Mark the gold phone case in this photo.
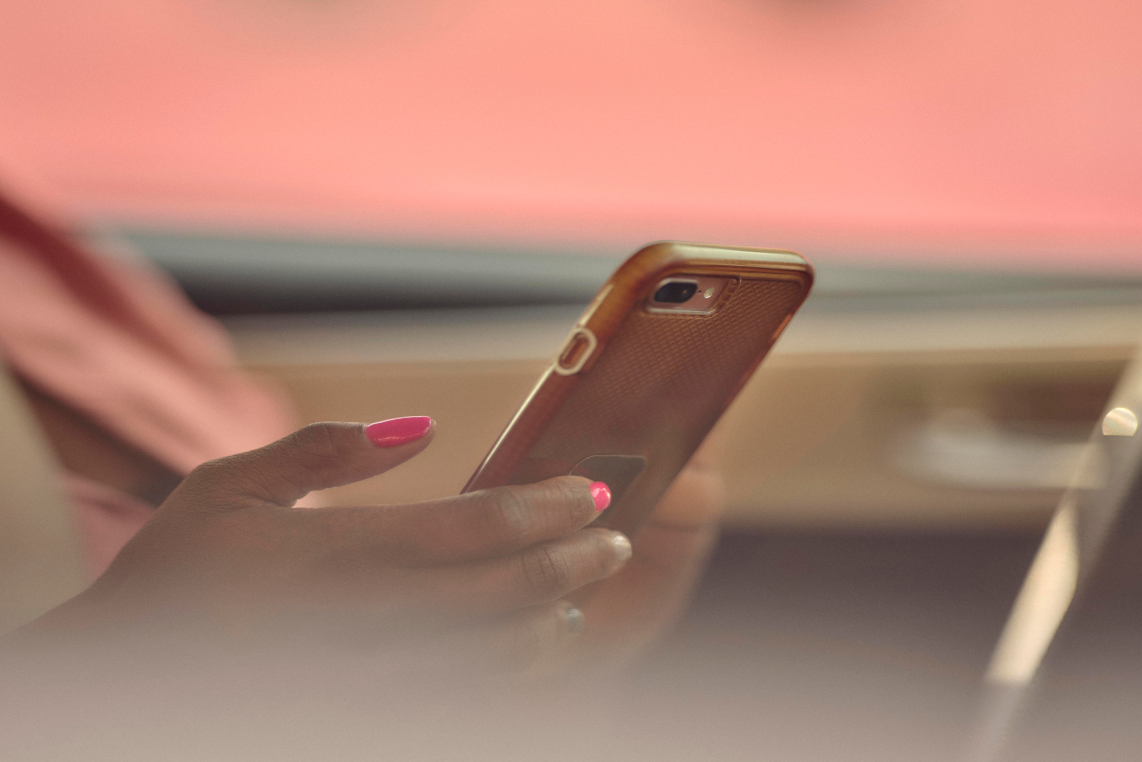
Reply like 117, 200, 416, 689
464, 241, 813, 537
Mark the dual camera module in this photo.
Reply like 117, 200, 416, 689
648, 276, 729, 315
653, 281, 699, 303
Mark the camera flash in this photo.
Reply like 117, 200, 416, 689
703, 287, 715, 299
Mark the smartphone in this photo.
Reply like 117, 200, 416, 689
462, 241, 813, 537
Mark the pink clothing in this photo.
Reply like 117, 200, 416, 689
62, 473, 157, 577
0, 187, 298, 577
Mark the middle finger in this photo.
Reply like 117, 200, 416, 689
418, 528, 632, 616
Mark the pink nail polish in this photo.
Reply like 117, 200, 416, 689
589, 481, 611, 512
365, 417, 433, 447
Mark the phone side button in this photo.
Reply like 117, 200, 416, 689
554, 327, 598, 376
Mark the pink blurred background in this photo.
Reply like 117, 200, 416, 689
1, 0, 1139, 268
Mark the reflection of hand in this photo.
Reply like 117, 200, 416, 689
15, 419, 632, 670
573, 431, 727, 666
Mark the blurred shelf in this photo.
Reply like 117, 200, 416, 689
107, 227, 1142, 316
224, 304, 1139, 531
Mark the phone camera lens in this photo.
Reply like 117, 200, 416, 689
653, 281, 698, 303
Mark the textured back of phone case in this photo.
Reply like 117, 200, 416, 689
464, 242, 812, 537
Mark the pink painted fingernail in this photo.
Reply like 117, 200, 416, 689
589, 481, 611, 512
365, 416, 433, 447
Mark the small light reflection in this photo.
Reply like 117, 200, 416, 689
1102, 407, 1138, 436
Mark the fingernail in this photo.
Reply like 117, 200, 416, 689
566, 607, 585, 636
610, 532, 632, 563
365, 416, 433, 447
589, 481, 611, 512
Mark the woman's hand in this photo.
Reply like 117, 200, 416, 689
15, 419, 632, 671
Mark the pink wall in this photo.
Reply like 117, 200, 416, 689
1, 0, 1139, 268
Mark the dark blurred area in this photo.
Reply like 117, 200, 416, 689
102, 228, 1142, 315
636, 529, 1043, 761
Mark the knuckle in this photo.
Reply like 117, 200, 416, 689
185, 458, 222, 487
182, 457, 240, 498
186, 447, 295, 509
290, 423, 354, 463
547, 477, 592, 526
478, 487, 533, 544
519, 544, 572, 598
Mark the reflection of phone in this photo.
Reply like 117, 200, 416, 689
463, 242, 813, 536
969, 347, 1142, 760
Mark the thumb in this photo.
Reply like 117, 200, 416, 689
188, 417, 435, 507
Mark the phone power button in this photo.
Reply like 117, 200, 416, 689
554, 327, 598, 376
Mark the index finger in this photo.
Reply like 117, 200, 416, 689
383, 476, 607, 566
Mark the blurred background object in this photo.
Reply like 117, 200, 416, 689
2, 0, 1139, 262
